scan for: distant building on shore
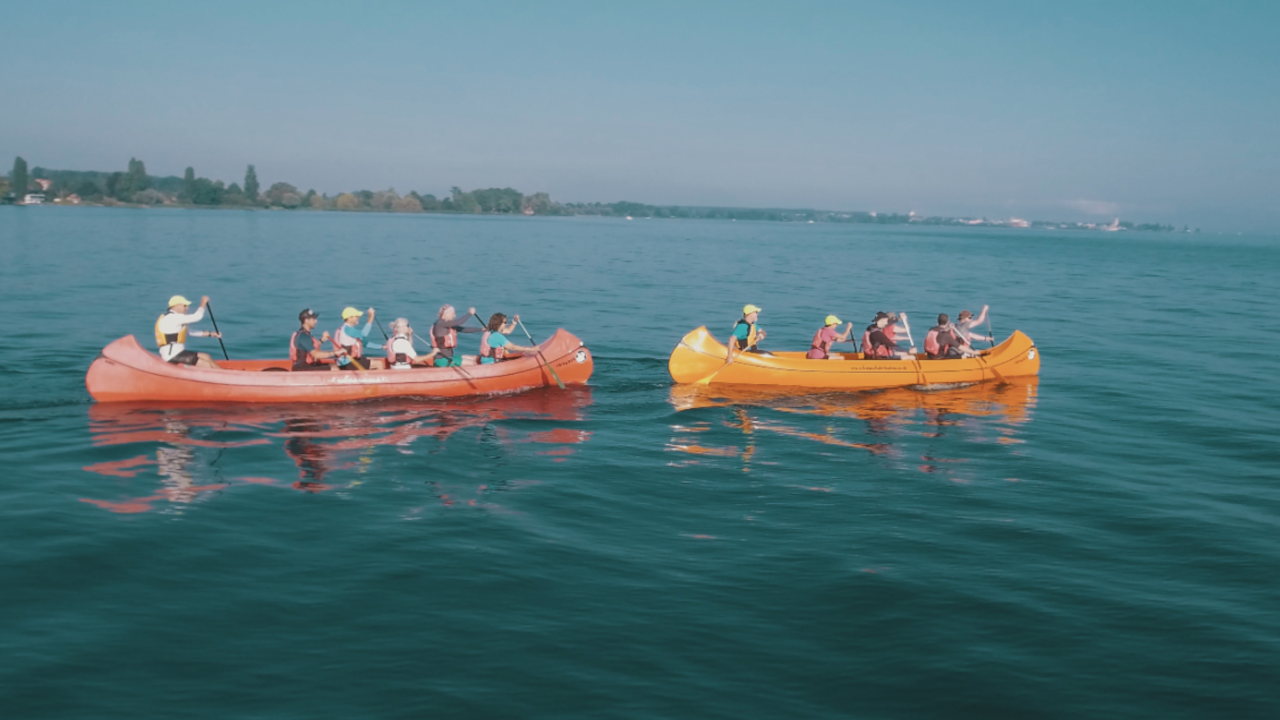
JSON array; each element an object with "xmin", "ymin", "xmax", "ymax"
[{"xmin": 22, "ymin": 193, "xmax": 46, "ymax": 205}]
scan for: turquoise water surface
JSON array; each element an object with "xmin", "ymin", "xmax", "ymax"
[{"xmin": 1, "ymin": 207, "xmax": 1277, "ymax": 718}]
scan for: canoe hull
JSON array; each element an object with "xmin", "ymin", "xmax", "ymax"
[
  {"xmin": 667, "ymin": 326, "xmax": 1039, "ymax": 389},
  {"xmin": 87, "ymin": 330, "xmax": 593, "ymax": 403}
]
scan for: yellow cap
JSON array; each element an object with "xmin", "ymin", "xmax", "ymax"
[
  {"xmin": 742, "ymin": 304, "xmax": 762, "ymax": 315},
  {"xmin": 168, "ymin": 295, "xmax": 192, "ymax": 308},
  {"xmin": 341, "ymin": 307, "xmax": 362, "ymax": 320},
  {"xmin": 825, "ymin": 315, "xmax": 841, "ymax": 326}
]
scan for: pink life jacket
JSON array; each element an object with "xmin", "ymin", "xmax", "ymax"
[
  {"xmin": 289, "ymin": 330, "xmax": 320, "ymax": 365},
  {"xmin": 385, "ymin": 334, "xmax": 410, "ymax": 366},
  {"xmin": 808, "ymin": 327, "xmax": 834, "ymax": 359},
  {"xmin": 335, "ymin": 324, "xmax": 364, "ymax": 358},
  {"xmin": 479, "ymin": 331, "xmax": 506, "ymax": 361}
]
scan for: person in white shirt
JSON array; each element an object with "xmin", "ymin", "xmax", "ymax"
[
  {"xmin": 155, "ymin": 295, "xmax": 221, "ymax": 369},
  {"xmin": 385, "ymin": 318, "xmax": 437, "ymax": 369}
]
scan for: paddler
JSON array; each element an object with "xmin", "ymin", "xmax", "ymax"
[
  {"xmin": 807, "ymin": 315, "xmax": 855, "ymax": 359},
  {"xmin": 882, "ymin": 312, "xmax": 918, "ymax": 356},
  {"xmin": 155, "ymin": 295, "xmax": 222, "ymax": 369},
  {"xmin": 334, "ymin": 306, "xmax": 378, "ymax": 370},
  {"xmin": 291, "ymin": 308, "xmax": 344, "ymax": 371},
  {"xmin": 862, "ymin": 312, "xmax": 914, "ymax": 360},
  {"xmin": 385, "ymin": 318, "xmax": 437, "ymax": 369},
  {"xmin": 728, "ymin": 304, "xmax": 767, "ymax": 359},
  {"xmin": 954, "ymin": 306, "xmax": 994, "ymax": 346},
  {"xmin": 479, "ymin": 313, "xmax": 539, "ymax": 364},
  {"xmin": 923, "ymin": 314, "xmax": 967, "ymax": 359},
  {"xmin": 430, "ymin": 305, "xmax": 483, "ymax": 367}
]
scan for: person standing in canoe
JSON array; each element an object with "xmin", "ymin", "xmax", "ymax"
[
  {"xmin": 292, "ymin": 308, "xmax": 344, "ymax": 371},
  {"xmin": 807, "ymin": 315, "xmax": 855, "ymax": 359},
  {"xmin": 334, "ymin": 306, "xmax": 377, "ymax": 370},
  {"xmin": 953, "ymin": 306, "xmax": 994, "ymax": 347},
  {"xmin": 431, "ymin": 305, "xmax": 484, "ymax": 367},
  {"xmin": 385, "ymin": 318, "xmax": 436, "ymax": 369},
  {"xmin": 479, "ymin": 313, "xmax": 539, "ymax": 364},
  {"xmin": 155, "ymin": 295, "xmax": 222, "ymax": 369},
  {"xmin": 728, "ymin": 304, "xmax": 767, "ymax": 359}
]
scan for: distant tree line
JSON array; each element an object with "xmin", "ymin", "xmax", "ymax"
[{"xmin": 3, "ymin": 155, "xmax": 1184, "ymax": 231}]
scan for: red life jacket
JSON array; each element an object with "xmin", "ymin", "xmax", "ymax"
[
  {"xmin": 479, "ymin": 331, "xmax": 506, "ymax": 361},
  {"xmin": 335, "ymin": 324, "xmax": 364, "ymax": 358},
  {"xmin": 809, "ymin": 327, "xmax": 834, "ymax": 359},
  {"xmin": 863, "ymin": 325, "xmax": 894, "ymax": 358},
  {"xmin": 431, "ymin": 325, "xmax": 457, "ymax": 349},
  {"xmin": 290, "ymin": 330, "xmax": 321, "ymax": 365},
  {"xmin": 925, "ymin": 326, "xmax": 953, "ymax": 358}
]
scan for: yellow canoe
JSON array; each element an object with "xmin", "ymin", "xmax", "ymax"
[{"xmin": 667, "ymin": 326, "xmax": 1040, "ymax": 389}]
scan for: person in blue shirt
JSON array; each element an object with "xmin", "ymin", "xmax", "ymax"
[
  {"xmin": 479, "ymin": 313, "xmax": 539, "ymax": 364},
  {"xmin": 728, "ymin": 304, "xmax": 767, "ymax": 358},
  {"xmin": 334, "ymin": 306, "xmax": 378, "ymax": 370}
]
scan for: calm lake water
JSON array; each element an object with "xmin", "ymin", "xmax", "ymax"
[{"xmin": 1, "ymin": 207, "xmax": 1277, "ymax": 719}]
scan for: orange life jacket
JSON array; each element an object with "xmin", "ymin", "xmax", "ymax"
[
  {"xmin": 431, "ymin": 325, "xmax": 457, "ymax": 349},
  {"xmin": 863, "ymin": 325, "xmax": 894, "ymax": 358},
  {"xmin": 925, "ymin": 325, "xmax": 953, "ymax": 359},
  {"xmin": 290, "ymin": 330, "xmax": 321, "ymax": 365}
]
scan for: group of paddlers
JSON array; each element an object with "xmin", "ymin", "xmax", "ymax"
[
  {"xmin": 727, "ymin": 304, "xmax": 996, "ymax": 362},
  {"xmin": 155, "ymin": 295, "xmax": 539, "ymax": 371}
]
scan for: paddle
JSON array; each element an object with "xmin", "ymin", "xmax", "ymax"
[
  {"xmin": 374, "ymin": 316, "xmax": 389, "ymax": 341},
  {"xmin": 986, "ymin": 314, "xmax": 996, "ymax": 349},
  {"xmin": 205, "ymin": 302, "xmax": 230, "ymax": 361},
  {"xmin": 517, "ymin": 318, "xmax": 566, "ymax": 390},
  {"xmin": 900, "ymin": 313, "xmax": 916, "ymax": 356}
]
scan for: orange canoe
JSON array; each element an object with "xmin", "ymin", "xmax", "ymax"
[
  {"xmin": 86, "ymin": 330, "xmax": 593, "ymax": 403},
  {"xmin": 667, "ymin": 326, "xmax": 1039, "ymax": 389}
]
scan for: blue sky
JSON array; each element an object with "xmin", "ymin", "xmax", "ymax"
[{"xmin": 2, "ymin": 1, "xmax": 1277, "ymax": 230}]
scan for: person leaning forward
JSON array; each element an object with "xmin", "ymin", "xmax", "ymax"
[
  {"xmin": 291, "ymin": 308, "xmax": 344, "ymax": 371},
  {"xmin": 155, "ymin": 295, "xmax": 222, "ymax": 369}
]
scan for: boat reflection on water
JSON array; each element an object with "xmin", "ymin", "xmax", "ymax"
[
  {"xmin": 82, "ymin": 387, "xmax": 594, "ymax": 513},
  {"xmin": 666, "ymin": 379, "xmax": 1038, "ymax": 478}
]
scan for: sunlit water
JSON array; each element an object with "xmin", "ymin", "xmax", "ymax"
[{"xmin": 2, "ymin": 207, "xmax": 1277, "ymax": 718}]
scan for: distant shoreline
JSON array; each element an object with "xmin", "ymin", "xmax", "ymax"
[
  {"xmin": 3, "ymin": 200, "xmax": 1198, "ymax": 233},
  {"xmin": 5, "ymin": 158, "xmax": 1192, "ymax": 232}
]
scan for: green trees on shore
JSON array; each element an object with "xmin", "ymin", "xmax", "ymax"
[
  {"xmin": 10, "ymin": 157, "xmax": 28, "ymax": 198},
  {"xmin": 5, "ymin": 154, "xmax": 1184, "ymax": 230}
]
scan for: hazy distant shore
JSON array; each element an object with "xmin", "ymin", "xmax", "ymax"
[{"xmin": 4, "ymin": 157, "xmax": 1188, "ymax": 232}]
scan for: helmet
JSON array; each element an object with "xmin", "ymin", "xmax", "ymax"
[
  {"xmin": 168, "ymin": 295, "xmax": 192, "ymax": 308},
  {"xmin": 341, "ymin": 307, "xmax": 362, "ymax": 320},
  {"xmin": 824, "ymin": 315, "xmax": 841, "ymax": 326}
]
